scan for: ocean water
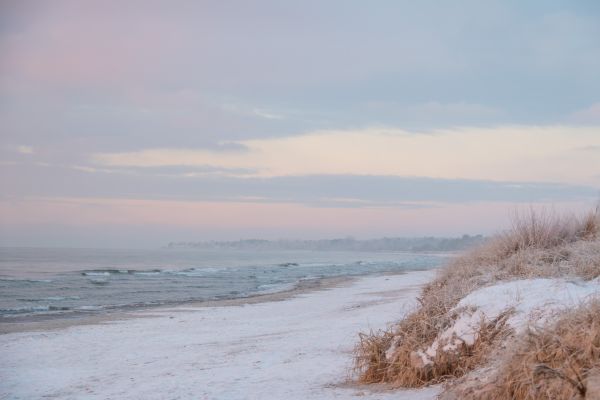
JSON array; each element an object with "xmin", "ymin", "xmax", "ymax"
[{"xmin": 0, "ymin": 247, "xmax": 446, "ymax": 319}]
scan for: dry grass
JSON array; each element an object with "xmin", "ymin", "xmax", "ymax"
[
  {"xmin": 354, "ymin": 206, "xmax": 600, "ymax": 388},
  {"xmin": 474, "ymin": 300, "xmax": 600, "ymax": 400}
]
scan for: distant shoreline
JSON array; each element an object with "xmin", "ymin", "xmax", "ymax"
[{"xmin": 166, "ymin": 235, "xmax": 486, "ymax": 252}]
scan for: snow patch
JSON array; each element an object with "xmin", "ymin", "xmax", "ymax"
[{"xmin": 419, "ymin": 278, "xmax": 600, "ymax": 363}]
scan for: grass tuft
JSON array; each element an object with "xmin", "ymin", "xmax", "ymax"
[{"xmin": 476, "ymin": 299, "xmax": 600, "ymax": 399}]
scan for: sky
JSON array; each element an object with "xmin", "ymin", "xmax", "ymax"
[{"xmin": 1, "ymin": 0, "xmax": 600, "ymax": 247}]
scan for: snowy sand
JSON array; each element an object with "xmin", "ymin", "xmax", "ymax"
[{"xmin": 0, "ymin": 271, "xmax": 440, "ymax": 400}]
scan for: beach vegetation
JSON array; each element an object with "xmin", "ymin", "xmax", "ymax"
[{"xmin": 354, "ymin": 205, "xmax": 600, "ymax": 398}]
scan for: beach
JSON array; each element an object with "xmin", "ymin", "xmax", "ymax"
[{"xmin": 0, "ymin": 270, "xmax": 440, "ymax": 400}]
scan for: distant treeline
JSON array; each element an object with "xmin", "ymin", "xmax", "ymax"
[{"xmin": 166, "ymin": 235, "xmax": 486, "ymax": 252}]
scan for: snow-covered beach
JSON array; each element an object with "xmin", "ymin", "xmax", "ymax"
[{"xmin": 0, "ymin": 270, "xmax": 440, "ymax": 400}]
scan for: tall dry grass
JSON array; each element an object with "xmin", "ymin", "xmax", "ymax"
[
  {"xmin": 472, "ymin": 300, "xmax": 600, "ymax": 399},
  {"xmin": 354, "ymin": 206, "xmax": 600, "ymax": 388}
]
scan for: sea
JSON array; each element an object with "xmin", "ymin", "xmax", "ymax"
[{"xmin": 0, "ymin": 247, "xmax": 446, "ymax": 320}]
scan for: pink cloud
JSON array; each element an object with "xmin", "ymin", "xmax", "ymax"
[{"xmin": 0, "ymin": 2, "xmax": 192, "ymax": 90}]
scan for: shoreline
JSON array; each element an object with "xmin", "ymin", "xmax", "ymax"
[
  {"xmin": 0, "ymin": 274, "xmax": 354, "ymax": 335},
  {"xmin": 0, "ymin": 269, "xmax": 439, "ymax": 400},
  {"xmin": 0, "ymin": 270, "xmax": 432, "ymax": 335}
]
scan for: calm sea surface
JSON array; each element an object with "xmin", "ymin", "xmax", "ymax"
[{"xmin": 0, "ymin": 247, "xmax": 446, "ymax": 319}]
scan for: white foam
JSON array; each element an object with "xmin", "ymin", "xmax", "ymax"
[{"xmin": 82, "ymin": 271, "xmax": 111, "ymax": 276}]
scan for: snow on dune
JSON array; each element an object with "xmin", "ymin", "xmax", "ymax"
[
  {"xmin": 0, "ymin": 271, "xmax": 440, "ymax": 400},
  {"xmin": 420, "ymin": 277, "xmax": 600, "ymax": 363}
]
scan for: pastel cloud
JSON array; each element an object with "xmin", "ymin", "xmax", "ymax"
[
  {"xmin": 93, "ymin": 125, "xmax": 600, "ymax": 185},
  {"xmin": 4, "ymin": 161, "xmax": 595, "ymax": 207},
  {"xmin": 2, "ymin": 2, "xmax": 600, "ymax": 247}
]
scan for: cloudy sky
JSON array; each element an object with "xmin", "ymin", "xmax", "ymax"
[{"xmin": 1, "ymin": 1, "xmax": 599, "ymax": 247}]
